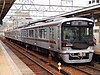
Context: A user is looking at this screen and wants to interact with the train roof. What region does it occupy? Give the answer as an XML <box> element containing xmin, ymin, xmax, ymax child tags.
<box><xmin>12</xmin><ymin>17</ymin><xmax>94</xmax><ymax>30</ymax></box>
<box><xmin>61</xmin><ymin>17</ymin><xmax>94</xmax><ymax>22</ymax></box>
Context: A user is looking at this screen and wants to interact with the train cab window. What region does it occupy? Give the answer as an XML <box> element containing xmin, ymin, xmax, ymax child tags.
<box><xmin>62</xmin><ymin>26</ymin><xmax>93</xmax><ymax>42</ymax></box>
<box><xmin>28</xmin><ymin>30</ymin><xmax>34</xmax><ymax>37</ymax></box>
<box><xmin>39</xmin><ymin>28</ymin><xmax>47</xmax><ymax>39</ymax></box>
<box><xmin>63</xmin><ymin>27</ymin><xmax>75</xmax><ymax>41</ymax></box>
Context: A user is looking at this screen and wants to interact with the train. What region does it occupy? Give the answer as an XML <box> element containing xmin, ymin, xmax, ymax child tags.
<box><xmin>5</xmin><ymin>17</ymin><xmax>95</xmax><ymax>63</ymax></box>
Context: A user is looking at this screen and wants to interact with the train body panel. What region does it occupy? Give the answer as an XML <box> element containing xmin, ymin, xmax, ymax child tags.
<box><xmin>5</xmin><ymin>17</ymin><xmax>95</xmax><ymax>63</ymax></box>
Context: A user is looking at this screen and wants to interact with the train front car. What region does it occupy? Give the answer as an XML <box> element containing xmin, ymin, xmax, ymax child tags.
<box><xmin>60</xmin><ymin>18</ymin><xmax>94</xmax><ymax>63</ymax></box>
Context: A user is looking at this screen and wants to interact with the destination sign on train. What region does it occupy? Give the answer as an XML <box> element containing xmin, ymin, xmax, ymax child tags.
<box><xmin>71</xmin><ymin>21</ymin><xmax>88</xmax><ymax>26</ymax></box>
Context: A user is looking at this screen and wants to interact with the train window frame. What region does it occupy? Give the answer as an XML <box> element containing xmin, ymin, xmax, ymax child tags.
<box><xmin>39</xmin><ymin>28</ymin><xmax>47</xmax><ymax>39</ymax></box>
<box><xmin>28</xmin><ymin>29</ymin><xmax>34</xmax><ymax>38</ymax></box>
<box><xmin>22</xmin><ymin>30</ymin><xmax>27</xmax><ymax>37</ymax></box>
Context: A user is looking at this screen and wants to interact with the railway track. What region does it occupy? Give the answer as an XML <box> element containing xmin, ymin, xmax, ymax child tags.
<box><xmin>88</xmin><ymin>62</ymin><xmax>100</xmax><ymax>72</ymax></box>
<box><xmin>1</xmin><ymin>38</ymin><xmax>100</xmax><ymax>75</ymax></box>
<box><xmin>71</xmin><ymin>64</ymin><xmax>100</xmax><ymax>75</ymax></box>
<box><xmin>2</xmin><ymin>39</ymin><xmax>70</xmax><ymax>75</ymax></box>
<box><xmin>2</xmin><ymin>40</ymin><xmax>60</xmax><ymax>75</ymax></box>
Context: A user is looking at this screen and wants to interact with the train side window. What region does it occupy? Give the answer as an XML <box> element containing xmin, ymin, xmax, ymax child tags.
<box><xmin>39</xmin><ymin>28</ymin><xmax>47</xmax><ymax>39</ymax></box>
<box><xmin>22</xmin><ymin>30</ymin><xmax>27</xmax><ymax>37</ymax></box>
<box><xmin>89</xmin><ymin>1</ymin><xmax>91</xmax><ymax>4</ymax></box>
<box><xmin>28</xmin><ymin>30</ymin><xmax>34</xmax><ymax>37</ymax></box>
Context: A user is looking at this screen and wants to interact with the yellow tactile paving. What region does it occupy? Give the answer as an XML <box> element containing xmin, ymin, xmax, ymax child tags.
<box><xmin>0</xmin><ymin>49</ymin><xmax>12</xmax><ymax>75</ymax></box>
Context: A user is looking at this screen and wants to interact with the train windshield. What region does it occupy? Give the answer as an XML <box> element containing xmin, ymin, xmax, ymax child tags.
<box><xmin>61</xmin><ymin>20</ymin><xmax>94</xmax><ymax>47</ymax></box>
<box><xmin>62</xmin><ymin>27</ymin><xmax>93</xmax><ymax>41</ymax></box>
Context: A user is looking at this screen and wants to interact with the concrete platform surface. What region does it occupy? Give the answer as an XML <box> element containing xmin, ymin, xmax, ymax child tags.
<box><xmin>94</xmin><ymin>43</ymin><xmax>100</xmax><ymax>55</ymax></box>
<box><xmin>0</xmin><ymin>40</ymin><xmax>35</xmax><ymax>75</ymax></box>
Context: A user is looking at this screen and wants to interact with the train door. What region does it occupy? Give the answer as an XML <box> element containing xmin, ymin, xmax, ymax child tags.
<box><xmin>49</xmin><ymin>26</ymin><xmax>55</xmax><ymax>50</ymax></box>
<box><xmin>22</xmin><ymin>29</ymin><xmax>27</xmax><ymax>43</ymax></box>
<box><xmin>35</xmin><ymin>29</ymin><xmax>38</xmax><ymax>45</ymax></box>
<box><xmin>56</xmin><ymin>25</ymin><xmax>61</xmax><ymax>51</ymax></box>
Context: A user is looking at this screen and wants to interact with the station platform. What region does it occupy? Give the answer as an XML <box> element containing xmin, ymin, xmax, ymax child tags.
<box><xmin>0</xmin><ymin>40</ymin><xmax>35</xmax><ymax>75</ymax></box>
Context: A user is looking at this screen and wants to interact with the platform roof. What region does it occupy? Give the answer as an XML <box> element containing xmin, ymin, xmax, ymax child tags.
<box><xmin>60</xmin><ymin>4</ymin><xmax>100</xmax><ymax>19</ymax></box>
<box><xmin>0</xmin><ymin>0</ymin><xmax>15</xmax><ymax>19</ymax></box>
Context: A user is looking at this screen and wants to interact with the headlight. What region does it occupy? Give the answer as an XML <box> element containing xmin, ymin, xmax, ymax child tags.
<box><xmin>89</xmin><ymin>22</ymin><xmax>93</xmax><ymax>25</ymax></box>
<box><xmin>66</xmin><ymin>44</ymin><xmax>73</xmax><ymax>46</ymax></box>
<box><xmin>66</xmin><ymin>22</ymin><xmax>70</xmax><ymax>24</ymax></box>
<box><xmin>87</xmin><ymin>46</ymin><xmax>93</xmax><ymax>49</ymax></box>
